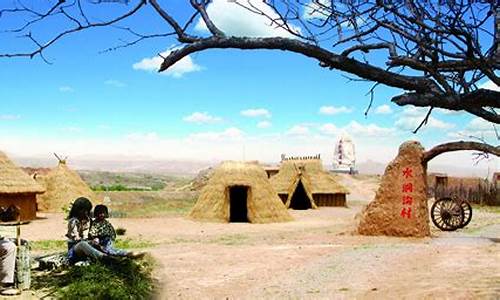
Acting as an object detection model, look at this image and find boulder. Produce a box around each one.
[357,141,430,237]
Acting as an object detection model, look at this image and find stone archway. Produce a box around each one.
[357,140,499,237]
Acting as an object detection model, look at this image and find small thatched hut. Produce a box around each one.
[270,158,349,209]
[0,151,45,221]
[36,158,95,212]
[189,161,292,223]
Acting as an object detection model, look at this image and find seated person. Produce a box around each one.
[89,205,143,258]
[0,239,19,296]
[66,197,107,263]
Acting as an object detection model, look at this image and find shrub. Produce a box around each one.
[115,227,127,236]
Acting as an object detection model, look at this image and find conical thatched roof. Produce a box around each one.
[189,161,292,223]
[270,159,349,202]
[0,151,45,194]
[36,161,95,212]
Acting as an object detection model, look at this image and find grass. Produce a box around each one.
[31,238,156,252]
[32,256,155,300]
[110,197,197,218]
[31,240,67,252]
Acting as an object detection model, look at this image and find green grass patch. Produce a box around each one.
[115,198,196,218]
[32,256,155,300]
[31,238,156,252]
[31,240,67,252]
[115,239,157,249]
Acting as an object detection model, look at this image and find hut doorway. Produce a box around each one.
[229,186,249,222]
[290,180,312,210]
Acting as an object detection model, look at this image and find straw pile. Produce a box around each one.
[36,161,95,212]
[189,161,292,223]
[270,159,349,208]
[0,151,45,194]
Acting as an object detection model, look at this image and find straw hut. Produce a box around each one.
[270,158,349,209]
[36,157,95,212]
[189,161,292,223]
[0,151,45,221]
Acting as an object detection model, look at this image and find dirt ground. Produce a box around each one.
[18,175,500,299]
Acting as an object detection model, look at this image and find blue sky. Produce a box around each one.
[0,0,497,175]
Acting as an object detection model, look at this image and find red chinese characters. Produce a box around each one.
[401,167,413,219]
[400,207,412,218]
[402,195,413,205]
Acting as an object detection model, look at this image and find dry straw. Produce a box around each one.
[270,159,349,208]
[0,151,45,194]
[36,160,95,212]
[189,161,292,223]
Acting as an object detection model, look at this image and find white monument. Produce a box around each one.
[333,133,357,173]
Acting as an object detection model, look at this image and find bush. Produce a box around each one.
[115,227,127,236]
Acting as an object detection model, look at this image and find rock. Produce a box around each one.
[357,141,430,237]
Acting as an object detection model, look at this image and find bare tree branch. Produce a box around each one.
[423,141,500,164]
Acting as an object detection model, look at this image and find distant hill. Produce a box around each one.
[12,155,494,179]
[357,160,495,178]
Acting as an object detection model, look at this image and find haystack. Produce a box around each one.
[189,161,292,223]
[270,158,349,209]
[0,151,45,221]
[36,158,95,212]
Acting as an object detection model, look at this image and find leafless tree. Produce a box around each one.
[0,0,498,160]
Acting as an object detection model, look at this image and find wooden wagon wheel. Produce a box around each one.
[457,200,472,228]
[431,198,464,231]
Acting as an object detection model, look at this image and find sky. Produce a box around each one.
[0,0,498,176]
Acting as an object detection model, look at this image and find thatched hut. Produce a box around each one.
[189,161,292,223]
[270,158,349,209]
[0,151,45,221]
[36,159,95,212]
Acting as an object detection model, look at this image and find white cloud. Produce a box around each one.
[318,123,339,135]
[0,115,20,121]
[446,117,497,140]
[59,86,74,93]
[241,108,271,118]
[104,79,126,88]
[133,47,202,78]
[466,118,494,131]
[183,112,222,124]
[189,127,244,141]
[287,125,310,136]
[319,121,394,137]
[374,104,393,114]
[395,107,455,131]
[435,108,463,115]
[319,105,353,115]
[479,80,500,92]
[194,0,299,38]
[2,127,496,176]
[257,121,272,128]
[346,121,396,137]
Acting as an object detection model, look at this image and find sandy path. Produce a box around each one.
[21,200,500,299]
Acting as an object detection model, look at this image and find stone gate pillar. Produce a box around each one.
[357,141,430,237]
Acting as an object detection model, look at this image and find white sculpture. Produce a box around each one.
[333,133,356,173]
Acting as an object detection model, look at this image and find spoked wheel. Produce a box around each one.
[458,200,472,228]
[431,198,464,231]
